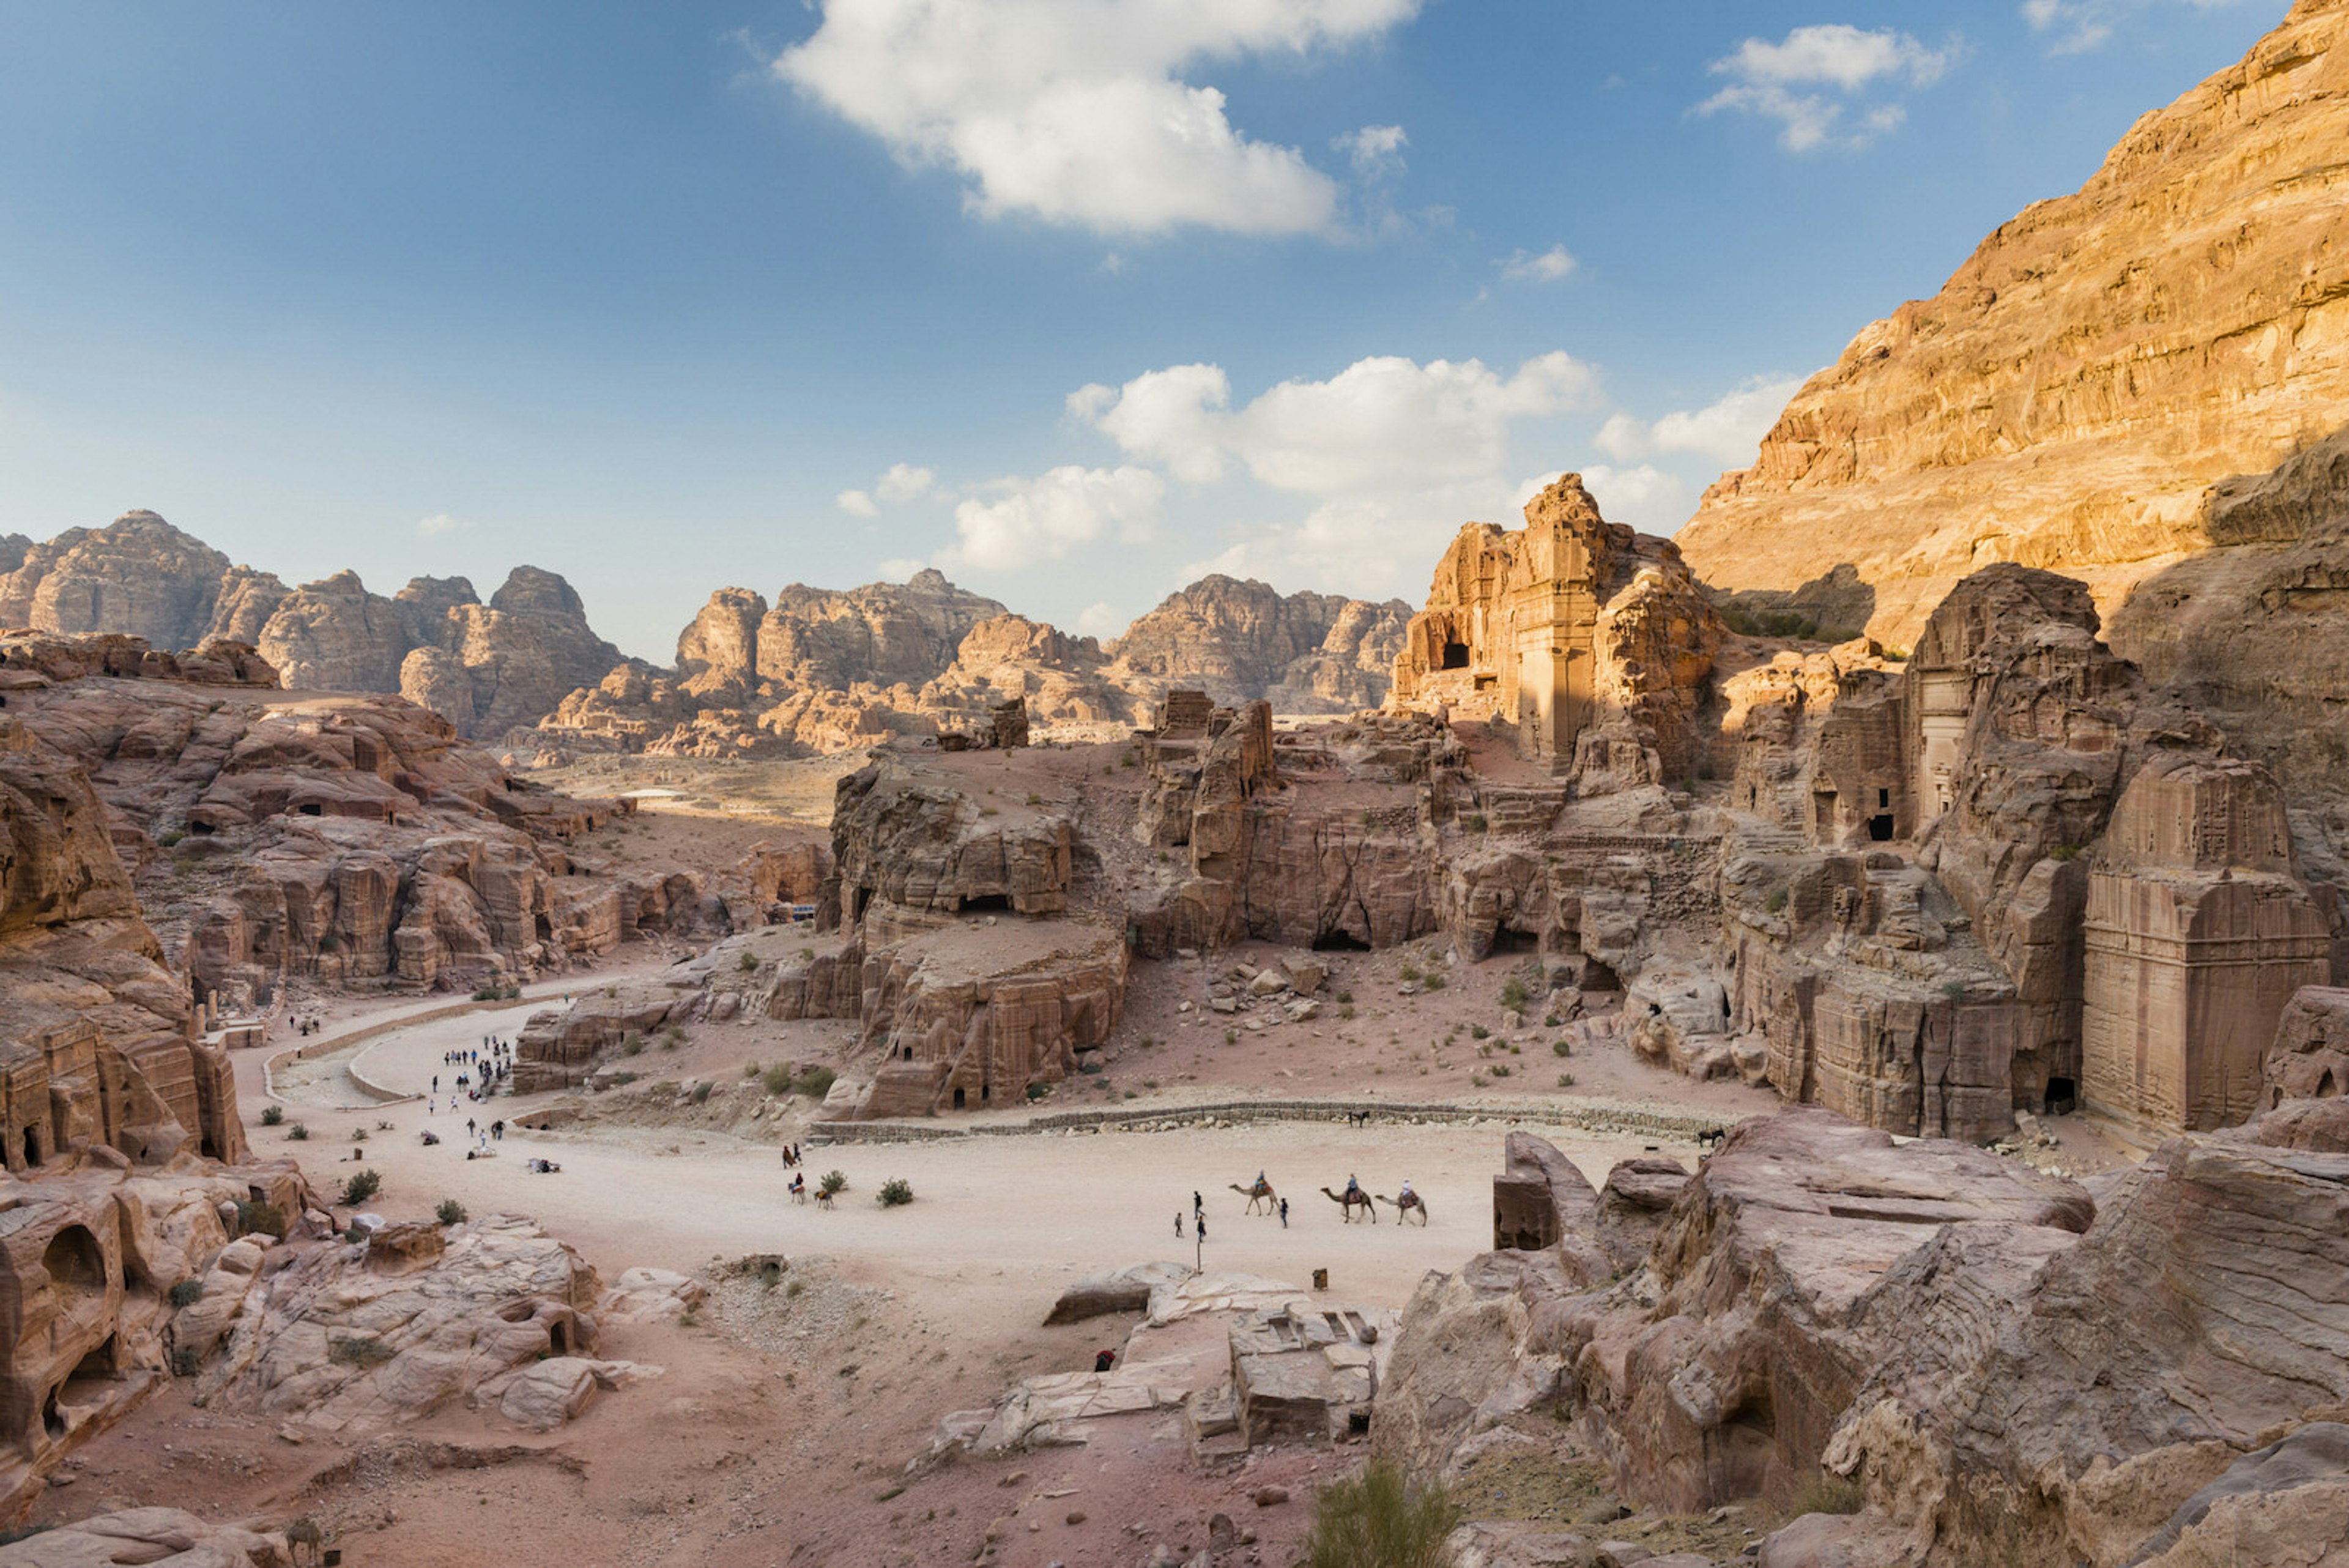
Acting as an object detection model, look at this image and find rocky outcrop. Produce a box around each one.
[1388,475,1723,784]
[196,1214,634,1436]
[0,512,232,648]
[2263,985,2349,1107]
[1675,0,2349,652]
[1100,575,1410,713]
[544,570,1410,759]
[1379,1104,2349,1568]
[0,513,620,739]
[5,639,817,1010]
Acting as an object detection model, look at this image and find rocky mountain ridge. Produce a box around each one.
[1675,0,2349,669]
[1,512,1411,758]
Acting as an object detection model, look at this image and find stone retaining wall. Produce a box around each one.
[807,1096,1722,1146]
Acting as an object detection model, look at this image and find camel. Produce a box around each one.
[284,1519,330,1567]
[1321,1186,1376,1223]
[1376,1192,1430,1225]
[1230,1179,1277,1215]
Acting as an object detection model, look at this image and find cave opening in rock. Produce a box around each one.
[21,1126,37,1170]
[1312,929,1371,953]
[1869,814,1896,841]
[952,1087,966,1110]
[1491,926,1540,954]
[1581,959,1620,992]
[548,1321,568,1355]
[43,1226,105,1301]
[2044,1076,2077,1115]
[70,1334,117,1384]
[1441,641,1469,670]
[297,803,322,817]
[42,1388,62,1442]
[960,893,1011,914]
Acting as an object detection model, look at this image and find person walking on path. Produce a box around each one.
[1278,1198,1289,1228]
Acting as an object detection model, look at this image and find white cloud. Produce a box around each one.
[877,556,928,579]
[1333,123,1408,180]
[1577,464,1691,530]
[836,488,880,518]
[1081,350,1601,598]
[415,513,470,537]
[1500,245,1578,284]
[2021,0,2237,55]
[1697,24,1959,151]
[940,464,1165,572]
[1073,601,1123,637]
[1594,375,1803,466]
[1077,351,1601,497]
[774,0,1422,237]
[874,463,936,502]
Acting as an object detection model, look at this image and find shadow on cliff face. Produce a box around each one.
[2106,422,2349,803]
[1702,562,1876,645]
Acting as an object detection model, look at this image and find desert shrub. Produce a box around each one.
[818,1170,848,1197]
[663,1025,686,1050]
[1553,1040,1572,1057]
[235,1199,286,1238]
[1399,963,1422,983]
[1543,1013,1561,1027]
[436,1198,468,1227]
[260,1104,284,1126]
[1025,793,1042,806]
[1940,980,1968,1001]
[1025,1082,1047,1101]
[743,1061,762,1079]
[1303,1459,1461,1568]
[1463,814,1488,833]
[795,1066,836,1099]
[317,934,341,953]
[1078,1058,1104,1075]
[1557,1072,1576,1088]
[621,1033,644,1057]
[1764,889,1789,914]
[502,984,521,1000]
[1469,1025,1489,1040]
[171,1346,200,1378]
[1422,972,1447,992]
[339,1169,382,1206]
[692,1082,713,1104]
[763,1065,794,1096]
[1499,978,1528,1011]
[1792,1472,1865,1517]
[877,1178,913,1207]
[156,828,186,848]
[1338,1003,1356,1020]
[2049,843,2085,861]
[351,1127,367,1142]
[1490,1063,1511,1078]
[738,951,760,972]
[1337,990,1354,1005]
[286,1123,310,1141]
[328,1335,396,1369]
[472,986,500,1001]
[1223,1028,1239,1045]
[168,1279,204,1309]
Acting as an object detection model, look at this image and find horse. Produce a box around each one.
[815,1187,836,1209]
[1345,1110,1372,1129]
[1230,1178,1277,1215]
[1696,1126,1727,1153]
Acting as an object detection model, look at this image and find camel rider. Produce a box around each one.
[1345,1173,1361,1199]
[1256,1170,1267,1192]
[1400,1179,1415,1204]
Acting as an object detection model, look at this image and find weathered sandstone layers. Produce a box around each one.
[1675,0,2349,655]
[0,512,618,742]
[1389,474,1723,784]
[1376,1103,2349,1567]
[546,570,1413,759]
[2,631,821,1012]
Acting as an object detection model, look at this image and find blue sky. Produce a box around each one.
[0,0,2290,659]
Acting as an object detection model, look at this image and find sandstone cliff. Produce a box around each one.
[544,570,1410,759]
[0,512,620,741]
[1675,0,2349,658]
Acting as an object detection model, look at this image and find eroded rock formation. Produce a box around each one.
[1378,1104,2349,1568]
[1388,474,1722,786]
[1674,0,2349,653]
[0,511,620,741]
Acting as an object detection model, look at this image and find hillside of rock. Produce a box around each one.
[0,512,620,743]
[543,570,1411,759]
[1675,0,2349,658]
